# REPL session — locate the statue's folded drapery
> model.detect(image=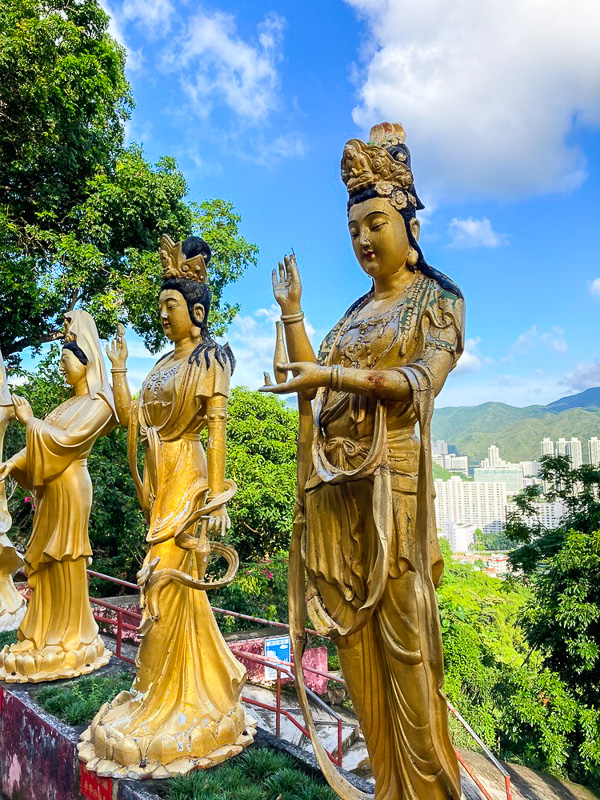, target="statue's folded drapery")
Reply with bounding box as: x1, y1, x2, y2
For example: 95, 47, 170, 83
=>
81, 353, 253, 777
303, 276, 464, 800
0, 393, 114, 681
